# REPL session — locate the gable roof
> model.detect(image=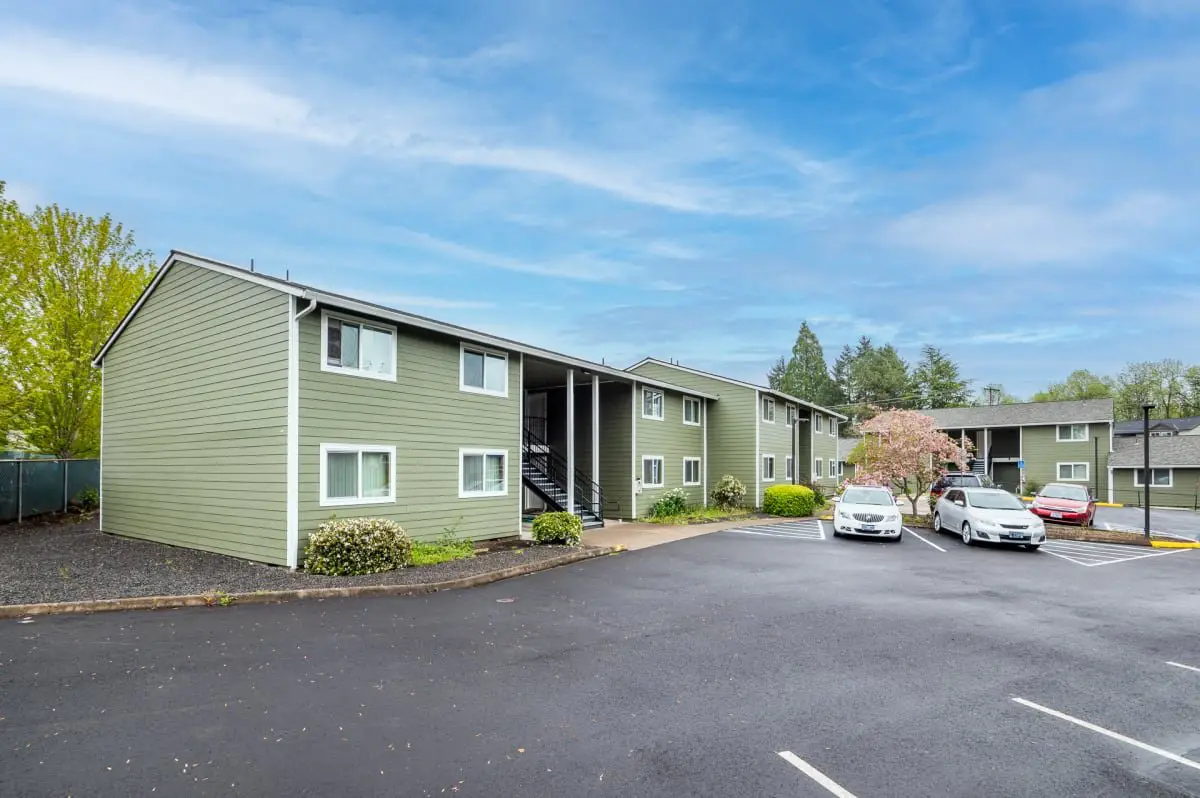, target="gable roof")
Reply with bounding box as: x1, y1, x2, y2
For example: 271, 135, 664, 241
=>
838, 437, 859, 461
626, 357, 847, 420
93, 251, 718, 399
1111, 435, 1200, 468
923, 398, 1114, 429
1114, 416, 1200, 436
